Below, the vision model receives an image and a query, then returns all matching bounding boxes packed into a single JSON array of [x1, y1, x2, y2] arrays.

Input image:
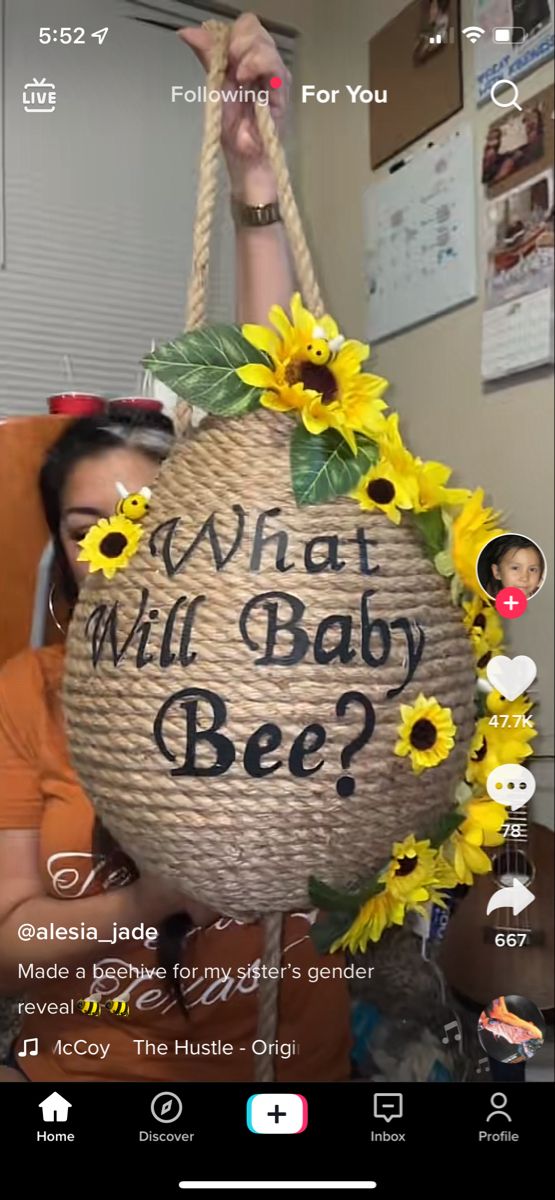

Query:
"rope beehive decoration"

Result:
[[63, 22, 531, 1081]]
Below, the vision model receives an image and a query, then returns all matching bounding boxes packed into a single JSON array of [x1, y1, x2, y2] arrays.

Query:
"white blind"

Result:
[[0, 0, 296, 416]]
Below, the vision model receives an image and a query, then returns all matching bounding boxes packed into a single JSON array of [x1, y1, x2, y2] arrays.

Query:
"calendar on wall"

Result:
[[363, 125, 478, 342], [481, 169, 554, 381]]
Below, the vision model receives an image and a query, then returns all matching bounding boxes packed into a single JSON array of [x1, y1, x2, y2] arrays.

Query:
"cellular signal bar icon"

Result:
[[428, 28, 456, 45], [462, 25, 485, 42]]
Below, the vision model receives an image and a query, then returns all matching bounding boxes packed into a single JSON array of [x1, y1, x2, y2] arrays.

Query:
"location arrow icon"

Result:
[[486, 877, 535, 916]]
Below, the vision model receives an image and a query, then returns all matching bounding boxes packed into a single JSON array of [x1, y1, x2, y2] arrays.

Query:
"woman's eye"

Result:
[[70, 530, 89, 543]]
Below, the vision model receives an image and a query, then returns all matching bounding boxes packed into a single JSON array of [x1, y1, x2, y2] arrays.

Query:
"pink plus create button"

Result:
[[495, 587, 527, 619]]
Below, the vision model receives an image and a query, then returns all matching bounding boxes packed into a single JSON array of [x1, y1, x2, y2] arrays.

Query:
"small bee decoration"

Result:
[[115, 481, 152, 522], [77, 998, 102, 1018], [305, 325, 345, 367], [104, 999, 131, 1018]]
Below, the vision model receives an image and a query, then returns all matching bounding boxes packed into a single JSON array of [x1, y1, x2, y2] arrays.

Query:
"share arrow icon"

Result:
[[486, 878, 535, 916]]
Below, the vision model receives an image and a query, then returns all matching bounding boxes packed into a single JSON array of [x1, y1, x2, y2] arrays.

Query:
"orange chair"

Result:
[[0, 415, 72, 669]]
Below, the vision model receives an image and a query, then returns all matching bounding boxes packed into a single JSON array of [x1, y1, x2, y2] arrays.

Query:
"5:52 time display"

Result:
[[39, 27, 109, 45]]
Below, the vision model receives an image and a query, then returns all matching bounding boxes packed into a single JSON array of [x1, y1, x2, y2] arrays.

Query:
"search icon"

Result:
[[490, 79, 522, 111]]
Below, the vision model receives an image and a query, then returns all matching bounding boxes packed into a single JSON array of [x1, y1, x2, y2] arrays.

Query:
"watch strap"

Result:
[[231, 197, 282, 228]]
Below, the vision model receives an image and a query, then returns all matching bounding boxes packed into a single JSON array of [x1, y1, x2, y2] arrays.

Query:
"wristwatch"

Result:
[[231, 197, 282, 228]]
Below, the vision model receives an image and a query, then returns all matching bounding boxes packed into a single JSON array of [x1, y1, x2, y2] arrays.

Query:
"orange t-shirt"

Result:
[[0, 646, 351, 1083]]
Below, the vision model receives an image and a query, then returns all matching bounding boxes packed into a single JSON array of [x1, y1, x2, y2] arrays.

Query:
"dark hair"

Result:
[[40, 410, 192, 1015], [39, 409, 175, 606], [478, 534, 545, 597]]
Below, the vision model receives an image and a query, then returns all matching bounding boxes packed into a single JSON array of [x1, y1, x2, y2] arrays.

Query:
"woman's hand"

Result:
[[177, 12, 290, 194], [135, 873, 219, 929]]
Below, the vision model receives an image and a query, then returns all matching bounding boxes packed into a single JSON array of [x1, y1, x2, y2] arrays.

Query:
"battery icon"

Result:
[[493, 27, 525, 42]]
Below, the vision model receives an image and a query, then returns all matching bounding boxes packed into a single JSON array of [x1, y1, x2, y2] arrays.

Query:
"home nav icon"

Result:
[[39, 1092, 72, 1123]]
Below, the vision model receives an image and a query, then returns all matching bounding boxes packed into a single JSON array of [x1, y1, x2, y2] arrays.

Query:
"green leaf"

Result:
[[308, 876, 364, 915], [455, 780, 473, 807], [413, 508, 447, 561], [310, 912, 354, 955], [359, 878, 387, 903], [290, 424, 364, 507], [355, 434, 380, 470], [428, 810, 464, 848], [143, 325, 271, 417], [434, 549, 454, 578]]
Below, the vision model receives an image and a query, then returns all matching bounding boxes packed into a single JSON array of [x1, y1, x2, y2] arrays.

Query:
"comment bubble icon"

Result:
[[373, 1092, 403, 1123], [486, 763, 536, 809]]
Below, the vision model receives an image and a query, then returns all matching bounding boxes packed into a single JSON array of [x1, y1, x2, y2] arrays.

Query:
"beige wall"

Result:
[[238, 1, 553, 809]]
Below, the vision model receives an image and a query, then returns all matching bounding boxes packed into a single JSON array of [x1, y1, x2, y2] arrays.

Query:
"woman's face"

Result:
[[60, 447, 160, 587], [492, 547, 543, 598]]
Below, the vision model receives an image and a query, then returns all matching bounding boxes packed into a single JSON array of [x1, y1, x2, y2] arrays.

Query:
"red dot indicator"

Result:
[[269, 76, 283, 89], [495, 586, 528, 620]]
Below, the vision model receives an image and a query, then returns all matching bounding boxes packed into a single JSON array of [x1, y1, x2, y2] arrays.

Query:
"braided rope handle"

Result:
[[254, 912, 283, 1083], [184, 18, 325, 331]]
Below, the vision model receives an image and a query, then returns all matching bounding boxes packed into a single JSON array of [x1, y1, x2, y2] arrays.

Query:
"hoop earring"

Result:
[[48, 583, 67, 636]]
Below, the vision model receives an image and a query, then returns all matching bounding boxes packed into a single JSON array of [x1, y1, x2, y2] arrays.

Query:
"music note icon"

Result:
[[17, 1037, 39, 1057], [476, 1057, 490, 1074], [442, 1019, 462, 1044]]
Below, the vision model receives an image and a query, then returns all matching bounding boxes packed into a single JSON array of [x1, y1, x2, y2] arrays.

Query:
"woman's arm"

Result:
[[179, 13, 295, 323], [230, 163, 294, 326]]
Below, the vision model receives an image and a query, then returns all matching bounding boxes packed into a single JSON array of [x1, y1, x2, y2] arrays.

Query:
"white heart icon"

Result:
[[486, 655, 537, 701]]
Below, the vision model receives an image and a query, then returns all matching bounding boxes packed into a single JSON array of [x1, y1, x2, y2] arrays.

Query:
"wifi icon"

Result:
[[462, 25, 485, 42]]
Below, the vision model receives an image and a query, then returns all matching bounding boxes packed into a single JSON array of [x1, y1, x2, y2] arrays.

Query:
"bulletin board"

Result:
[[369, 0, 463, 169]]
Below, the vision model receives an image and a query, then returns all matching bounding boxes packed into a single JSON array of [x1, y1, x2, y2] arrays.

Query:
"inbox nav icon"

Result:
[[23, 78, 56, 113], [247, 1093, 308, 1134], [373, 1093, 403, 1123]]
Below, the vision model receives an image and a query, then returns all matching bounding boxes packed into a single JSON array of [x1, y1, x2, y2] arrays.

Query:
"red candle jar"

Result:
[[48, 393, 107, 417], [109, 397, 163, 417]]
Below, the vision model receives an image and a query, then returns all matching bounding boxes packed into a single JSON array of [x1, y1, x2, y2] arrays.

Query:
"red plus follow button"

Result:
[[495, 587, 528, 619]]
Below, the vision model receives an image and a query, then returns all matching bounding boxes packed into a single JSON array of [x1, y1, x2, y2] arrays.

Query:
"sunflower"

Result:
[[375, 414, 471, 512], [330, 888, 405, 953], [445, 830, 493, 886], [236, 292, 389, 453], [458, 797, 507, 848], [485, 689, 534, 719], [394, 694, 457, 774], [77, 514, 142, 580], [376, 411, 408, 456], [379, 834, 458, 911], [466, 713, 536, 787], [444, 792, 506, 885], [449, 488, 505, 595], [413, 460, 472, 512], [350, 458, 418, 523], [462, 596, 504, 674]]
